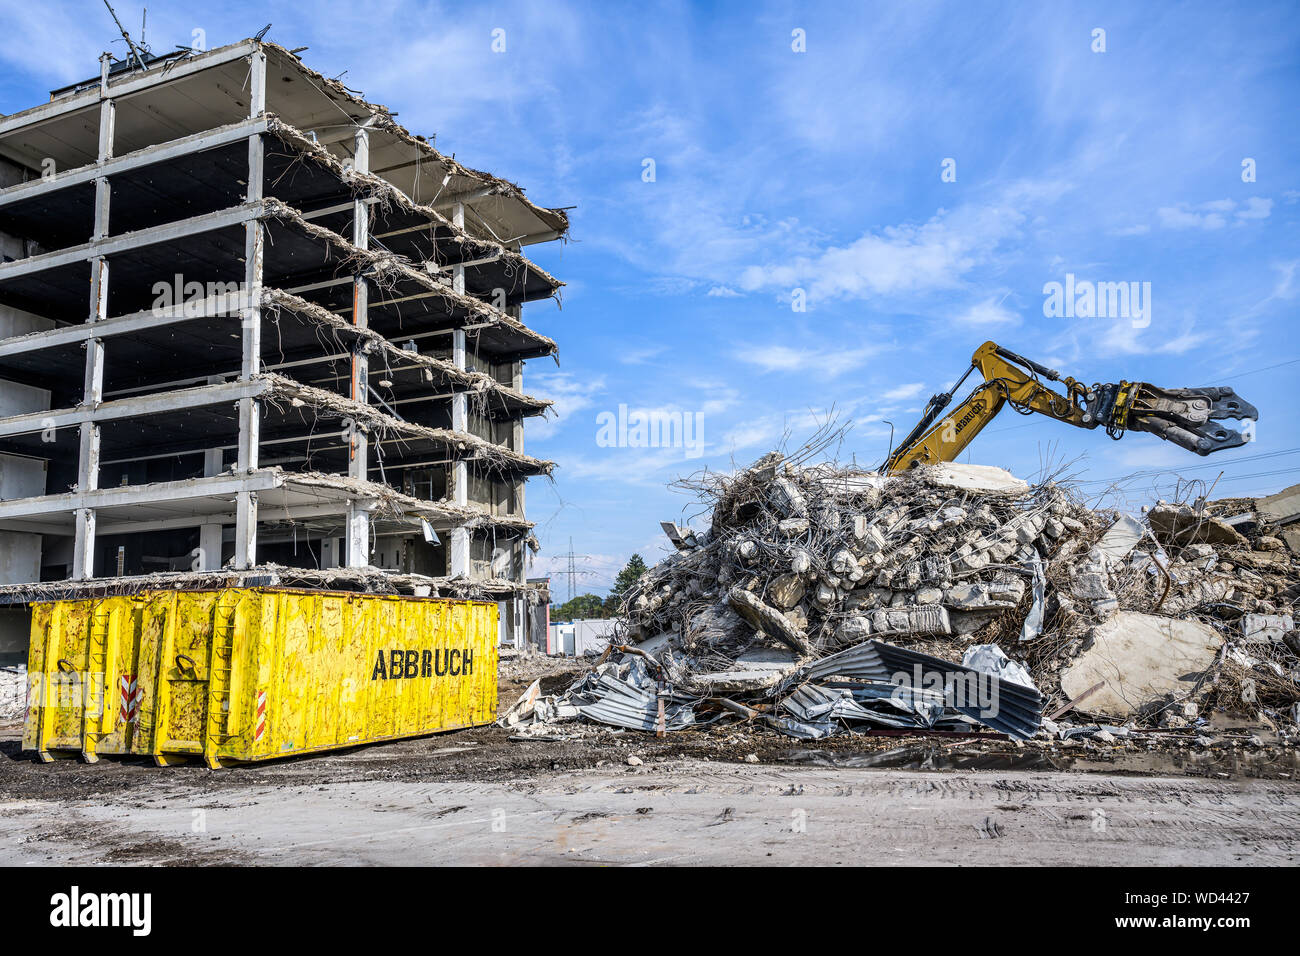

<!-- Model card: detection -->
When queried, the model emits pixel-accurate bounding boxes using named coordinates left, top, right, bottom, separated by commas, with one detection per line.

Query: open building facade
left=0, top=39, right=566, bottom=649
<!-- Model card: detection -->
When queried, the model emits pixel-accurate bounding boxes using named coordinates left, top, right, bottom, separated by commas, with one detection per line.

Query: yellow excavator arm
left=883, top=341, right=1257, bottom=475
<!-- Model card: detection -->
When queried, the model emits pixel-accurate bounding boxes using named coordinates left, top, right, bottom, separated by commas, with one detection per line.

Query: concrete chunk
left=1094, top=513, right=1144, bottom=564
left=1241, top=613, right=1294, bottom=644
left=836, top=615, right=871, bottom=644
left=778, top=517, right=810, bottom=535
left=917, top=462, right=1030, bottom=496
left=689, top=644, right=800, bottom=692
left=767, top=572, right=807, bottom=610
left=1070, top=571, right=1114, bottom=603
left=769, top=475, right=808, bottom=518
left=728, top=587, right=813, bottom=656
left=943, top=578, right=1026, bottom=609
left=1255, top=483, right=1300, bottom=526
left=866, top=603, right=950, bottom=637
left=1148, top=504, right=1249, bottom=548
left=1060, top=611, right=1224, bottom=718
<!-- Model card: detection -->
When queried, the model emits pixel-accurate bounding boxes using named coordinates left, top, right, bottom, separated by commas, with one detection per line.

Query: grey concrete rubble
left=503, top=449, right=1300, bottom=743
left=0, top=665, right=25, bottom=720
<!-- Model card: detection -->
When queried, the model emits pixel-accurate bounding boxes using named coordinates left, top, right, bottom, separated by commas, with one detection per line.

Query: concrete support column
left=198, top=523, right=223, bottom=572
left=231, top=49, right=268, bottom=571
left=447, top=197, right=472, bottom=577
left=234, top=123, right=265, bottom=571
left=450, top=329, right=471, bottom=578
left=248, top=49, right=266, bottom=117
left=450, top=201, right=470, bottom=442
left=198, top=377, right=225, bottom=571
left=511, top=596, right=524, bottom=650
left=346, top=121, right=373, bottom=569
left=72, top=509, right=96, bottom=580
left=73, top=81, right=114, bottom=581
left=512, top=359, right=525, bottom=521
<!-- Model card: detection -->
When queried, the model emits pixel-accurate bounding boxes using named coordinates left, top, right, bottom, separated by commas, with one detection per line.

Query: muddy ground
left=1, top=654, right=1297, bottom=865
left=3, top=652, right=1296, bottom=800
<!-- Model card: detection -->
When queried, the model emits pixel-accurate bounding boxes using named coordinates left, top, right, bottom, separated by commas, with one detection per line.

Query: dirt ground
left=1, top=654, right=1297, bottom=865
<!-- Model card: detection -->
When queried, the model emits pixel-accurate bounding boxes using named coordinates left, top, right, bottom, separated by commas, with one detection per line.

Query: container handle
left=56, top=658, right=75, bottom=673
left=175, top=653, right=198, bottom=674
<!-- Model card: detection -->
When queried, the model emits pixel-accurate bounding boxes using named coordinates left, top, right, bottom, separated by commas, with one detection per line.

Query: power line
left=1073, top=446, right=1300, bottom=486
left=1197, top=467, right=1300, bottom=485
left=1123, top=465, right=1299, bottom=487
left=1221, top=356, right=1300, bottom=382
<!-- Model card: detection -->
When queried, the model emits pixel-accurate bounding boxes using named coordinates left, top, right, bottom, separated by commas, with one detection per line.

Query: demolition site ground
left=1, top=655, right=1297, bottom=866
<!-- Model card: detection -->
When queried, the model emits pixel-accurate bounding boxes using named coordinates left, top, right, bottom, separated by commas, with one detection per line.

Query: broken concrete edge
left=0, top=369, right=554, bottom=477
left=259, top=371, right=553, bottom=476
left=282, top=469, right=536, bottom=532
left=30, top=194, right=558, bottom=360
left=914, top=462, right=1032, bottom=495
left=263, top=289, right=553, bottom=415
left=0, top=466, right=534, bottom=545
left=255, top=40, right=571, bottom=239
left=0, top=564, right=549, bottom=606
left=264, top=116, right=565, bottom=298
left=0, top=40, right=567, bottom=248
left=213, top=196, right=560, bottom=358
left=1255, top=482, right=1300, bottom=526
left=1147, top=503, right=1250, bottom=549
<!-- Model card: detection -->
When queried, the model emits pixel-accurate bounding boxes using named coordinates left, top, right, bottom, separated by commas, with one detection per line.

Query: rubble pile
left=0, top=665, right=26, bottom=721
left=505, top=454, right=1300, bottom=743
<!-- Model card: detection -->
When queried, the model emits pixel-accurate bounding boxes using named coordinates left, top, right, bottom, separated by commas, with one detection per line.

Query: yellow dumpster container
left=22, top=589, right=498, bottom=767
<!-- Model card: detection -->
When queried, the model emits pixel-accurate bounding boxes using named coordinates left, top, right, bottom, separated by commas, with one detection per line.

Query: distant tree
left=604, top=553, right=648, bottom=616
left=553, top=593, right=607, bottom=621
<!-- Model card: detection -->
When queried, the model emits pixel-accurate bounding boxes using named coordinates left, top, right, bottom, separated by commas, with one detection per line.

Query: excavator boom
left=882, top=341, right=1257, bottom=474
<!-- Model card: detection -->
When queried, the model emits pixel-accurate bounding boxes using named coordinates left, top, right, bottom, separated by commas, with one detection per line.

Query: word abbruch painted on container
left=371, top=648, right=476, bottom=680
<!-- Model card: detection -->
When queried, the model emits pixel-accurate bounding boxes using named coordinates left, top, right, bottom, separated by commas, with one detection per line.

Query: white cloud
left=700, top=388, right=742, bottom=416
left=881, top=382, right=926, bottom=402
left=719, top=407, right=851, bottom=457
left=1236, top=197, right=1273, bottom=221
left=1273, top=260, right=1300, bottom=300
left=526, top=370, right=605, bottom=439
left=562, top=446, right=707, bottom=487
left=707, top=285, right=742, bottom=297
left=733, top=344, right=882, bottom=377
left=954, top=296, right=1019, bottom=326
left=1100, top=319, right=1206, bottom=356
left=1158, top=202, right=1228, bottom=230
left=0, top=0, right=105, bottom=83
left=1157, top=198, right=1272, bottom=230
left=735, top=198, right=1028, bottom=305
left=618, top=345, right=669, bottom=365
left=721, top=418, right=784, bottom=454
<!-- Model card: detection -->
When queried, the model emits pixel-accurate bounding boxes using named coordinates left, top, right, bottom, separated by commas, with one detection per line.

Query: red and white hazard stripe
left=118, top=674, right=141, bottom=723
left=254, top=690, right=267, bottom=742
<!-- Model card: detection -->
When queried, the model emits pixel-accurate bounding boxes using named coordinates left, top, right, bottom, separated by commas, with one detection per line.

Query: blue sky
left=3, top=1, right=1297, bottom=593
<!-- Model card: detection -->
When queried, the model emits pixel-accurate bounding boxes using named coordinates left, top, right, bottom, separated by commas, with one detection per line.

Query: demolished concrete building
left=0, top=39, right=567, bottom=646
